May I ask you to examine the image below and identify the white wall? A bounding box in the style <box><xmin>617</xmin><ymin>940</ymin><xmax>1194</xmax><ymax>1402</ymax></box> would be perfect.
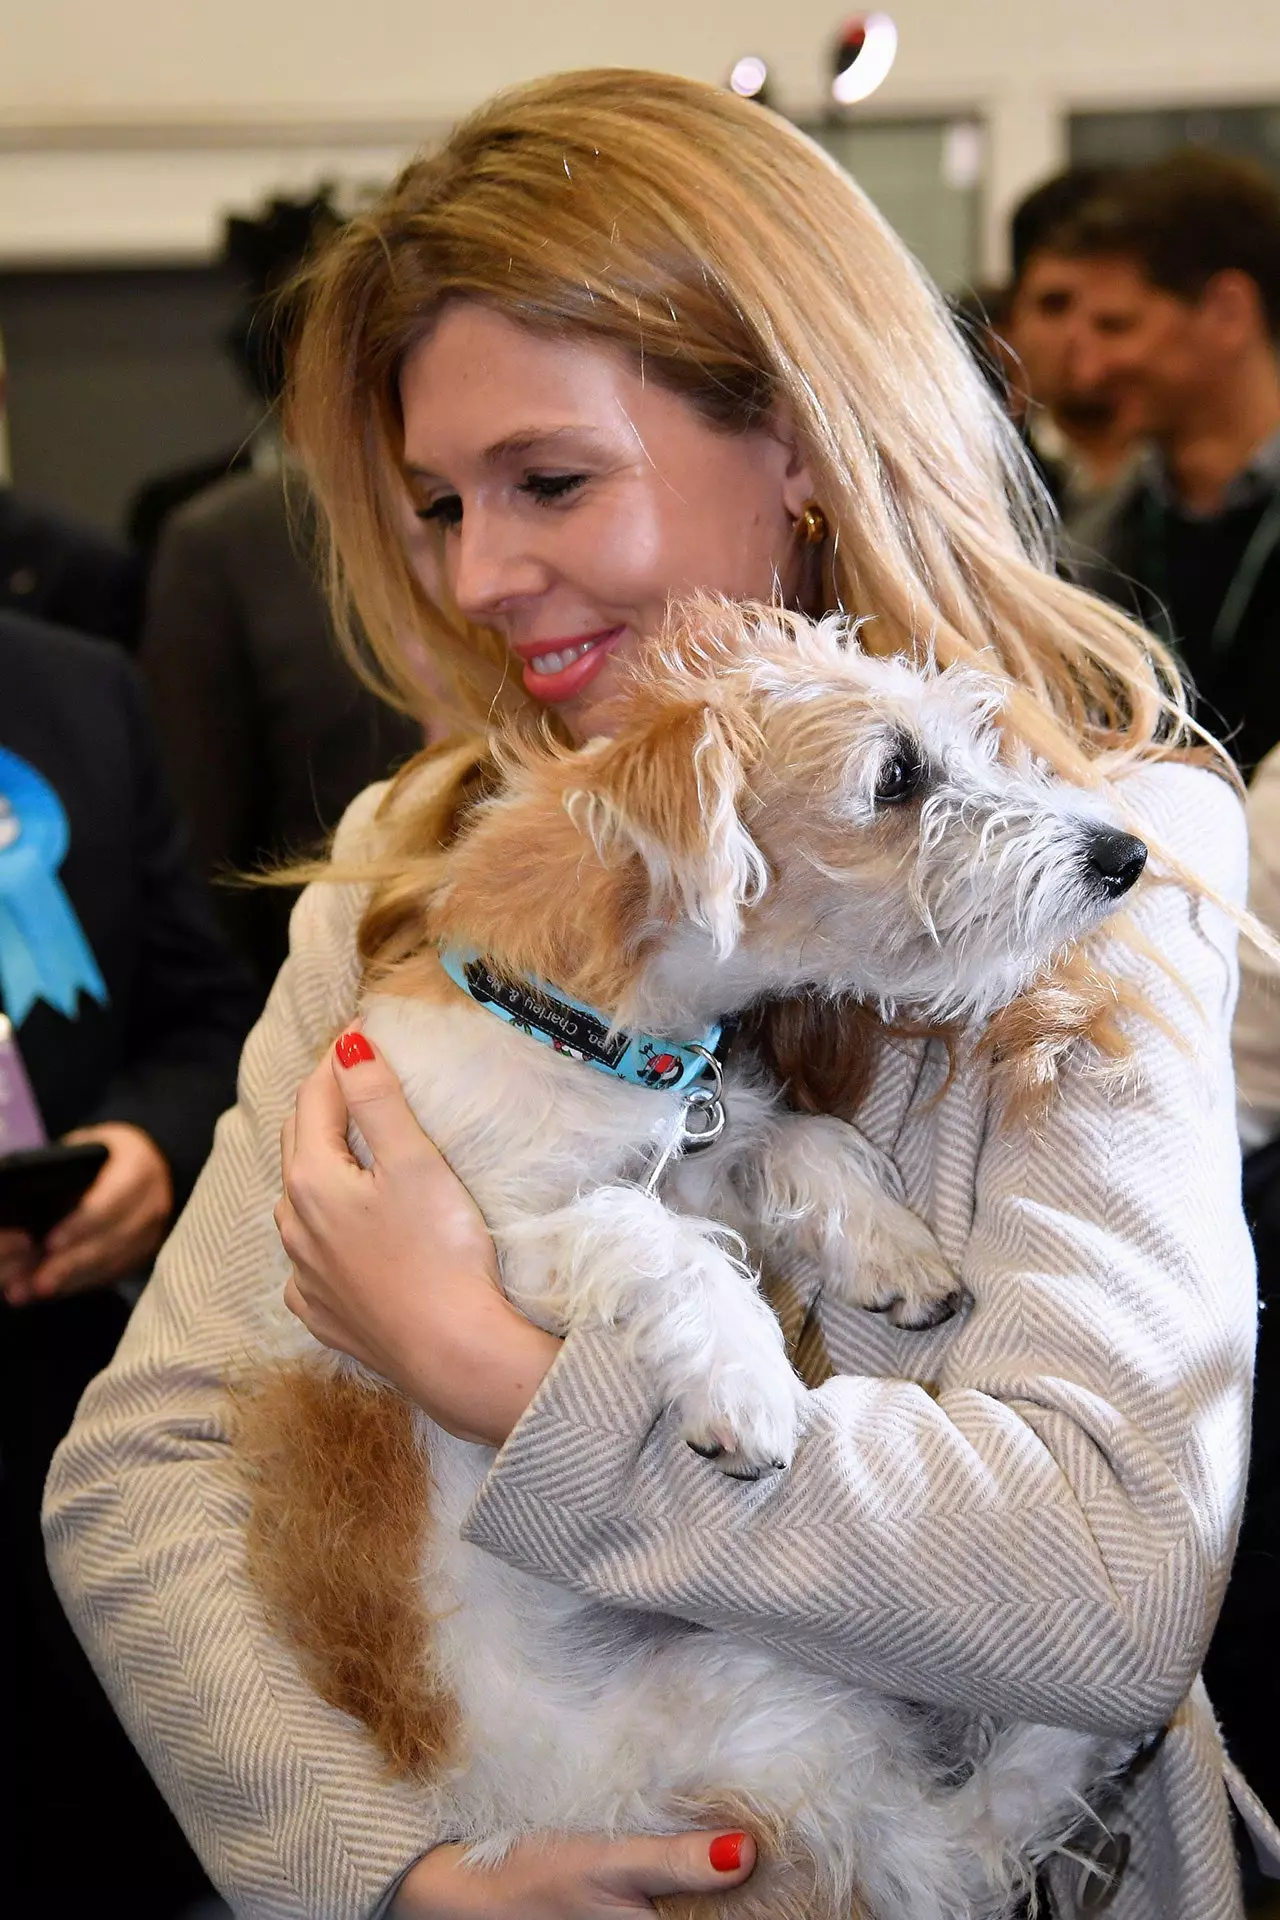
<box><xmin>2</xmin><ymin>0</ymin><xmax>1278</xmax><ymax>274</ymax></box>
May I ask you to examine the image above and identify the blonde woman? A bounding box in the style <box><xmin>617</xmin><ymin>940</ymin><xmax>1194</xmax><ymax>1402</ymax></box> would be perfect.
<box><xmin>44</xmin><ymin>71</ymin><xmax>1272</xmax><ymax>1919</ymax></box>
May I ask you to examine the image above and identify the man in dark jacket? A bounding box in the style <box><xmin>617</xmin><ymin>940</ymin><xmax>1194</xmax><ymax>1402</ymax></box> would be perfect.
<box><xmin>0</xmin><ymin>484</ymin><xmax>144</xmax><ymax>648</ymax></box>
<box><xmin>0</xmin><ymin>348</ymin><xmax>144</xmax><ymax>646</ymax></box>
<box><xmin>1061</xmin><ymin>150</ymin><xmax>1280</xmax><ymax>776</ymax></box>
<box><xmin>0</xmin><ymin>608</ymin><xmax>256</xmax><ymax>1913</ymax></box>
<box><xmin>140</xmin><ymin>468</ymin><xmax>425</xmax><ymax>999</ymax></box>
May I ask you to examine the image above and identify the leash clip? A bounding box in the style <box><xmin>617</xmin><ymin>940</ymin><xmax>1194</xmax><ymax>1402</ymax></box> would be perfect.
<box><xmin>641</xmin><ymin>1047</ymin><xmax>726</xmax><ymax>1195</ymax></box>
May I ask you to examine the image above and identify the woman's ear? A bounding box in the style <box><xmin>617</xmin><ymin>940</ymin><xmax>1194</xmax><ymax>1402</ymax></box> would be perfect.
<box><xmin>772</xmin><ymin>408</ymin><xmax>820</xmax><ymax>522</ymax></box>
<box><xmin>565</xmin><ymin>707</ymin><xmax>767</xmax><ymax>959</ymax></box>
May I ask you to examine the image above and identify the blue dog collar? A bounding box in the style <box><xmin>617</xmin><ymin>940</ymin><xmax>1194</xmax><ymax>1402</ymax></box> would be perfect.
<box><xmin>439</xmin><ymin>948</ymin><xmax>722</xmax><ymax>1094</ymax></box>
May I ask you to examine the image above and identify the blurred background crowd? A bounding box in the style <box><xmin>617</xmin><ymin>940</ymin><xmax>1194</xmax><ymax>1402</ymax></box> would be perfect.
<box><xmin>2</xmin><ymin>3</ymin><xmax>1280</xmax><ymax>1915</ymax></box>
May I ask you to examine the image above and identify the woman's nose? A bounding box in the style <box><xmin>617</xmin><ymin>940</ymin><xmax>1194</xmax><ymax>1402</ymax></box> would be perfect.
<box><xmin>449</xmin><ymin>512</ymin><xmax>548</xmax><ymax>620</ymax></box>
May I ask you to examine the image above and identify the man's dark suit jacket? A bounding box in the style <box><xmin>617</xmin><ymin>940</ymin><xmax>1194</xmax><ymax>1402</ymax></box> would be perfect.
<box><xmin>1</xmin><ymin>608</ymin><xmax>256</xmax><ymax>1912</ymax></box>
<box><xmin>141</xmin><ymin>468</ymin><xmax>425</xmax><ymax>997</ymax></box>
<box><xmin>1070</xmin><ymin>463</ymin><xmax>1280</xmax><ymax>779</ymax></box>
<box><xmin>0</xmin><ymin>486</ymin><xmax>144</xmax><ymax>649</ymax></box>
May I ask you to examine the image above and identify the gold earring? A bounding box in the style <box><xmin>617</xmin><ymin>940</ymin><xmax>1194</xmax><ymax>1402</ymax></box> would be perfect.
<box><xmin>795</xmin><ymin>501</ymin><xmax>828</xmax><ymax>546</ymax></box>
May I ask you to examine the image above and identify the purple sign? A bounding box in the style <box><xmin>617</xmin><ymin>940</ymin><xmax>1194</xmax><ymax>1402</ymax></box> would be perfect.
<box><xmin>0</xmin><ymin>1013</ymin><xmax>47</xmax><ymax>1153</ymax></box>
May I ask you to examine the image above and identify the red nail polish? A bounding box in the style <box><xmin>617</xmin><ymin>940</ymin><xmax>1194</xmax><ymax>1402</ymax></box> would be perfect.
<box><xmin>335</xmin><ymin>1030</ymin><xmax>375</xmax><ymax>1069</ymax></box>
<box><xmin>709</xmin><ymin>1833</ymin><xmax>746</xmax><ymax>1873</ymax></box>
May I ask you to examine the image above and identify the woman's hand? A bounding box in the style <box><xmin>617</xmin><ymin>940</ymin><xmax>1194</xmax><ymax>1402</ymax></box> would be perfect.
<box><xmin>2</xmin><ymin>1123</ymin><xmax>173</xmax><ymax>1307</ymax></box>
<box><xmin>278</xmin><ymin>1030</ymin><xmax>560</xmax><ymax>1446</ymax></box>
<box><xmin>392</xmin><ymin>1829</ymin><xmax>757</xmax><ymax>1917</ymax></box>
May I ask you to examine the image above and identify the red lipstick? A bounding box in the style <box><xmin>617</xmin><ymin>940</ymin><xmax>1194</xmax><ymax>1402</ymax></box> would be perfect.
<box><xmin>513</xmin><ymin>627</ymin><xmax>624</xmax><ymax>703</ymax></box>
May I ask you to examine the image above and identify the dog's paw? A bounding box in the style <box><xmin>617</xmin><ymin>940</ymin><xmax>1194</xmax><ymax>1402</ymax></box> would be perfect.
<box><xmin>674</xmin><ymin>1324</ymin><xmax>803</xmax><ymax>1481</ymax></box>
<box><xmin>679</xmin><ymin>1376</ymin><xmax>801</xmax><ymax>1479</ymax></box>
<box><xmin>826</xmin><ymin>1199</ymin><xmax>971</xmax><ymax>1331</ymax></box>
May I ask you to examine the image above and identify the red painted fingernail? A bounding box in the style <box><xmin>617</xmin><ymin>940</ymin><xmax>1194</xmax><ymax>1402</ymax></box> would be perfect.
<box><xmin>709</xmin><ymin>1833</ymin><xmax>746</xmax><ymax>1873</ymax></box>
<box><xmin>335</xmin><ymin>1030</ymin><xmax>375</xmax><ymax>1069</ymax></box>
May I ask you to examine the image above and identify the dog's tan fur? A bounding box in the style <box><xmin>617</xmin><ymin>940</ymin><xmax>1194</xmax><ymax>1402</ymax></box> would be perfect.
<box><xmin>234</xmin><ymin>1360</ymin><xmax>459</xmax><ymax>1781</ymax></box>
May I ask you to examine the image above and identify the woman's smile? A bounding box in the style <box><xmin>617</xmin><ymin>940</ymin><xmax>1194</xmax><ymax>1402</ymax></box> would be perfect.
<box><xmin>513</xmin><ymin>627</ymin><xmax>627</xmax><ymax>702</ymax></box>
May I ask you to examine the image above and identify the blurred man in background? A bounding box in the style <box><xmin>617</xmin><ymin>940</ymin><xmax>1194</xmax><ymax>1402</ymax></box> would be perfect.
<box><xmin>1064</xmin><ymin>149</ymin><xmax>1280</xmax><ymax>776</ymax></box>
<box><xmin>127</xmin><ymin>192</ymin><xmax>340</xmax><ymax>561</ymax></box>
<box><xmin>138</xmin><ymin>194</ymin><xmax>426</xmax><ymax>1003</ymax></box>
<box><xmin>1002</xmin><ymin>167</ymin><xmax>1146</xmax><ymax>522</ymax></box>
<box><xmin>0</xmin><ymin>348</ymin><xmax>143</xmax><ymax>647</ymax></box>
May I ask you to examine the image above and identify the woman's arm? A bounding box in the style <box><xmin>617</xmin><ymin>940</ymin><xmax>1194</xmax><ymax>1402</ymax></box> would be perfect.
<box><xmin>459</xmin><ymin>763</ymin><xmax>1255</xmax><ymax>1738</ymax></box>
<box><xmin>41</xmin><ymin>790</ymin><xmax>444</xmax><ymax>1920</ymax></box>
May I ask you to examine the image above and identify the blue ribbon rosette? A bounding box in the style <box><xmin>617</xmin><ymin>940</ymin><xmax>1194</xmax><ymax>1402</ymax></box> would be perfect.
<box><xmin>0</xmin><ymin>747</ymin><xmax>108</xmax><ymax>1027</ymax></box>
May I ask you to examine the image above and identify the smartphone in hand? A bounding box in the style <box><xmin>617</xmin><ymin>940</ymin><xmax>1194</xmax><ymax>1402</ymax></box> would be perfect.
<box><xmin>0</xmin><ymin>1142</ymin><xmax>109</xmax><ymax>1240</ymax></box>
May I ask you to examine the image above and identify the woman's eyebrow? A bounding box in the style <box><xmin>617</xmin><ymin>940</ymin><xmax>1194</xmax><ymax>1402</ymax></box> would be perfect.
<box><xmin>403</xmin><ymin>426</ymin><xmax>597</xmax><ymax>484</ymax></box>
<box><xmin>481</xmin><ymin>426</ymin><xmax>595</xmax><ymax>465</ymax></box>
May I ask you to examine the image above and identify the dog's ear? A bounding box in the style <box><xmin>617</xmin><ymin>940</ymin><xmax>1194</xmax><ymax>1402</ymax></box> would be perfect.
<box><xmin>566</xmin><ymin>705</ymin><xmax>766</xmax><ymax>958</ymax></box>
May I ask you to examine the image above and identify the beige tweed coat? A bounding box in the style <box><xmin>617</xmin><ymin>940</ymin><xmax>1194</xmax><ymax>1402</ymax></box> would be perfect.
<box><xmin>42</xmin><ymin>762</ymin><xmax>1278</xmax><ymax>1919</ymax></box>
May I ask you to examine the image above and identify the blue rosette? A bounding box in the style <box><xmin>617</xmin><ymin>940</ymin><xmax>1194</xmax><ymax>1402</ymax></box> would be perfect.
<box><xmin>0</xmin><ymin>747</ymin><xmax>109</xmax><ymax>1027</ymax></box>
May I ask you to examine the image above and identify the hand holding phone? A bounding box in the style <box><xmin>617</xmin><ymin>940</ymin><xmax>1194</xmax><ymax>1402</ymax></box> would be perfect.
<box><xmin>1</xmin><ymin>1124</ymin><xmax>172</xmax><ymax>1307</ymax></box>
<box><xmin>0</xmin><ymin>1141</ymin><xmax>110</xmax><ymax>1306</ymax></box>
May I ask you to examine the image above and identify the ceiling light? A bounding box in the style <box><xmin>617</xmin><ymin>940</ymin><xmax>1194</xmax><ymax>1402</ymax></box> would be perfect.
<box><xmin>728</xmin><ymin>56</ymin><xmax>770</xmax><ymax>102</ymax></box>
<box><xmin>831</xmin><ymin>14</ymin><xmax>899</xmax><ymax>108</ymax></box>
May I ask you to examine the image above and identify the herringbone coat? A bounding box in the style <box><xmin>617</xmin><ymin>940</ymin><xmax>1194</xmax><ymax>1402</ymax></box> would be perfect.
<box><xmin>43</xmin><ymin>762</ymin><xmax>1276</xmax><ymax>1918</ymax></box>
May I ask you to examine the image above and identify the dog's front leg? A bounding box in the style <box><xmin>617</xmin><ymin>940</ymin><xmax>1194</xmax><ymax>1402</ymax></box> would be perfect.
<box><xmin>689</xmin><ymin>1114</ymin><xmax>968</xmax><ymax>1332</ymax></box>
<box><xmin>496</xmin><ymin>1189</ymin><xmax>803</xmax><ymax>1477</ymax></box>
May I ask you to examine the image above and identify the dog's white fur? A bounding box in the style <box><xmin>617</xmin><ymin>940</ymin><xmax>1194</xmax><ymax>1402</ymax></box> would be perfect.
<box><xmin>307</xmin><ymin>613</ymin><xmax>1152</xmax><ymax>1916</ymax></box>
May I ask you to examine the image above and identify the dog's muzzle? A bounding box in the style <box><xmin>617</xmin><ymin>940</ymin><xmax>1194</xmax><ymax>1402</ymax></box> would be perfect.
<box><xmin>1083</xmin><ymin>829</ymin><xmax>1148</xmax><ymax>899</ymax></box>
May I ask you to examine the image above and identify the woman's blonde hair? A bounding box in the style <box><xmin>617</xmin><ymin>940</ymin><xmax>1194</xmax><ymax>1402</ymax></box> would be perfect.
<box><xmin>287</xmin><ymin>67</ymin><xmax>1223</xmax><ymax>1114</ymax></box>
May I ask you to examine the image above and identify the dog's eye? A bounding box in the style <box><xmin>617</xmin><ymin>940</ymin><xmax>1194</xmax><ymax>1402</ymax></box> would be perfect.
<box><xmin>874</xmin><ymin>740</ymin><xmax>924</xmax><ymax>805</ymax></box>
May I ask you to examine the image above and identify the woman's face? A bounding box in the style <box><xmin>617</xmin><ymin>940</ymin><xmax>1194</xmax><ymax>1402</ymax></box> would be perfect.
<box><xmin>399</xmin><ymin>303</ymin><xmax>815</xmax><ymax>739</ymax></box>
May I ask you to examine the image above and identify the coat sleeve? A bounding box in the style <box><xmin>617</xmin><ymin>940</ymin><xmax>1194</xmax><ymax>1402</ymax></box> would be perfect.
<box><xmin>43</xmin><ymin>786</ymin><xmax>440</xmax><ymax>1920</ymax></box>
<box><xmin>462</xmin><ymin>763</ymin><xmax>1256</xmax><ymax>1740</ymax></box>
<box><xmin>1233</xmin><ymin>745</ymin><xmax>1280</xmax><ymax>1147</ymax></box>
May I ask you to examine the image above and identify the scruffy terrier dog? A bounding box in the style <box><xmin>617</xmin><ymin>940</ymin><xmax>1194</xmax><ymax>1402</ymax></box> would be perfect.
<box><xmin>243</xmin><ymin>603</ymin><xmax>1152</xmax><ymax>1920</ymax></box>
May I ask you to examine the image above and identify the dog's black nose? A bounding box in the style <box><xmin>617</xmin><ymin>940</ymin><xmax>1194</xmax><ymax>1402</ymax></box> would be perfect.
<box><xmin>1085</xmin><ymin>828</ymin><xmax>1148</xmax><ymax>897</ymax></box>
